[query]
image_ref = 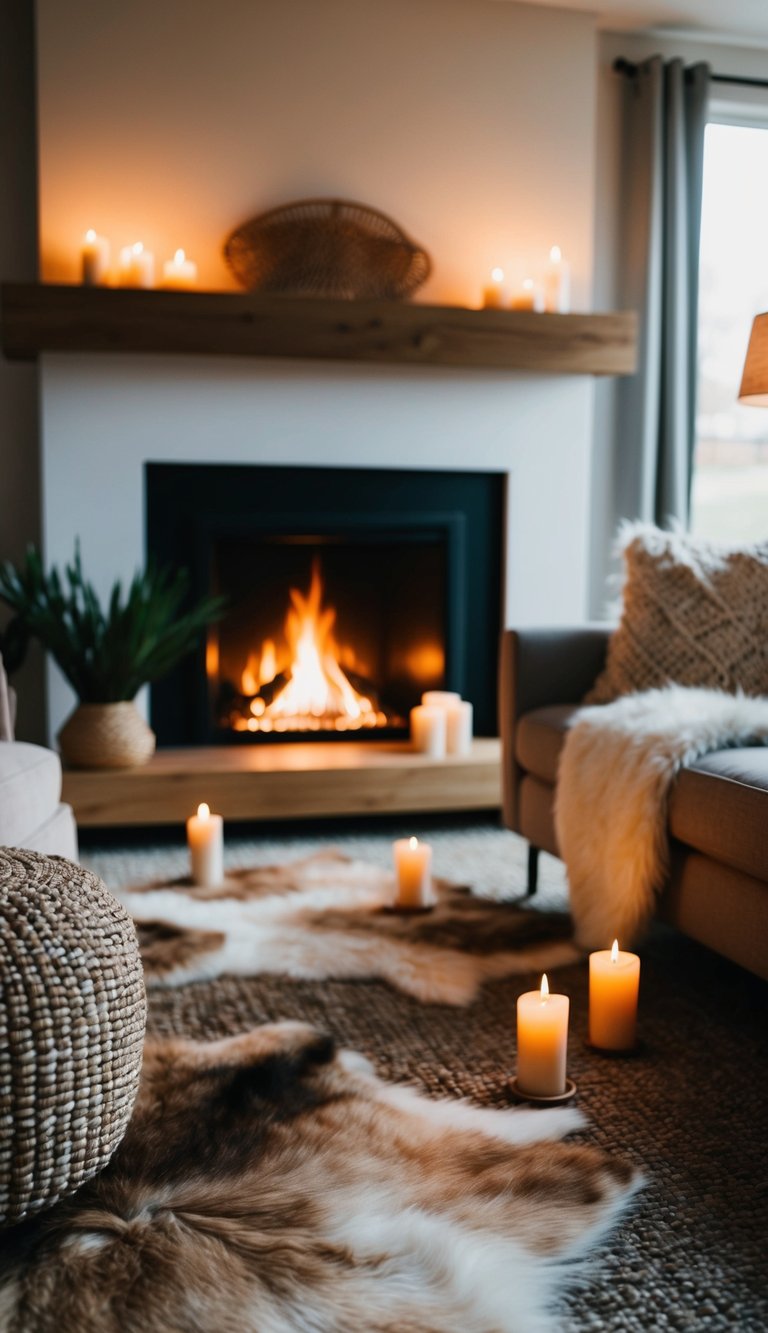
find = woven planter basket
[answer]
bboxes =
[0,848,146,1225]
[58,701,156,769]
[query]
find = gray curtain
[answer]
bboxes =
[615,57,710,526]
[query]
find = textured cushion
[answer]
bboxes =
[0,742,63,846]
[587,524,768,703]
[669,748,768,882]
[515,705,578,784]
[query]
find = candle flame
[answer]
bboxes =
[132,241,144,255]
[409,836,419,851]
[491,267,504,283]
[197,802,210,821]
[174,248,185,263]
[85,229,96,243]
[550,245,562,263]
[611,939,619,963]
[540,972,549,999]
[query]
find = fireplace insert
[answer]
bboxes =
[146,464,504,746]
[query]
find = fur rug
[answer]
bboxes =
[118,851,579,1006]
[555,685,768,949]
[0,1021,641,1333]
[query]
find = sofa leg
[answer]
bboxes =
[526,845,540,897]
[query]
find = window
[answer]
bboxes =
[691,120,768,540]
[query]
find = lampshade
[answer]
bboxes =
[738,313,768,406]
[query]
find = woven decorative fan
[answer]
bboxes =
[224,199,431,300]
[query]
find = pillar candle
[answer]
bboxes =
[186,802,224,887]
[445,700,473,755]
[81,229,111,286]
[422,691,461,708]
[162,248,198,289]
[393,836,434,909]
[410,704,447,757]
[544,245,571,313]
[589,939,640,1051]
[482,267,508,309]
[516,973,569,1097]
[510,278,544,312]
[118,242,155,288]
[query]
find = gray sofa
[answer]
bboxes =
[500,627,768,981]
[0,655,78,859]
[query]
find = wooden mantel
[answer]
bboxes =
[1,284,638,376]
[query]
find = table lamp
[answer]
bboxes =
[738,313,768,404]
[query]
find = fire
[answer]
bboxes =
[234,560,388,734]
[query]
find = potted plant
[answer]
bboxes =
[0,545,224,768]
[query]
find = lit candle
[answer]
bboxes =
[410,704,447,757]
[544,245,571,313]
[482,267,508,309]
[186,802,224,887]
[589,939,640,1051]
[118,241,155,289]
[510,278,543,312]
[81,229,111,286]
[162,248,198,290]
[422,691,461,708]
[516,973,570,1097]
[393,836,434,909]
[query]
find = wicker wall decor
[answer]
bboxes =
[224,198,431,299]
[0,849,146,1225]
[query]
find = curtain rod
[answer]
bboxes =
[613,57,768,91]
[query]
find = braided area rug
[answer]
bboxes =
[83,820,768,1333]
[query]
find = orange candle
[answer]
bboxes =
[482,267,508,308]
[81,229,110,285]
[589,939,640,1051]
[162,248,198,289]
[393,836,434,909]
[516,973,569,1097]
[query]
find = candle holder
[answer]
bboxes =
[508,1077,577,1106]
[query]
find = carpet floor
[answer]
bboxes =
[82,816,768,1333]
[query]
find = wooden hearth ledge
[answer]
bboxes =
[63,738,502,827]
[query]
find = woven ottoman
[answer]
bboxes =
[0,848,146,1225]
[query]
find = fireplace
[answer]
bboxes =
[146,464,504,746]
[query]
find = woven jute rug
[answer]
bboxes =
[84,821,768,1333]
[118,850,579,1004]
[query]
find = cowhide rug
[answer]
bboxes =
[0,1021,641,1333]
[118,850,580,1005]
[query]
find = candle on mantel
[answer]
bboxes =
[187,802,224,887]
[516,973,570,1097]
[510,278,543,312]
[118,241,155,288]
[393,836,434,909]
[544,245,571,313]
[589,939,640,1051]
[410,703,447,757]
[482,267,508,309]
[421,691,473,756]
[81,229,111,286]
[162,248,198,290]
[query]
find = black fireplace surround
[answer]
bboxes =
[147,463,504,746]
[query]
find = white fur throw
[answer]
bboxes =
[555,686,768,949]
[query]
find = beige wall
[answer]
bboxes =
[37,0,597,307]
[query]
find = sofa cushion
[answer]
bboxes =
[515,705,578,784]
[0,742,63,847]
[669,747,768,883]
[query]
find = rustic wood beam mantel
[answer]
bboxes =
[1,284,638,376]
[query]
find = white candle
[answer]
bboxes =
[516,973,569,1097]
[393,836,434,909]
[81,229,111,286]
[186,801,224,887]
[589,939,640,1051]
[422,691,461,708]
[544,245,571,313]
[118,241,155,288]
[162,248,198,289]
[410,704,447,757]
[482,267,508,309]
[445,700,473,755]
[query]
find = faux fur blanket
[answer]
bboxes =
[0,1021,640,1333]
[555,685,768,950]
[119,851,579,1006]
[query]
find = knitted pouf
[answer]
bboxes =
[0,848,146,1225]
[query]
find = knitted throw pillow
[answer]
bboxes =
[586,523,768,704]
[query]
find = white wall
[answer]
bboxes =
[35,0,602,741]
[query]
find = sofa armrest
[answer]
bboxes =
[498,626,612,831]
